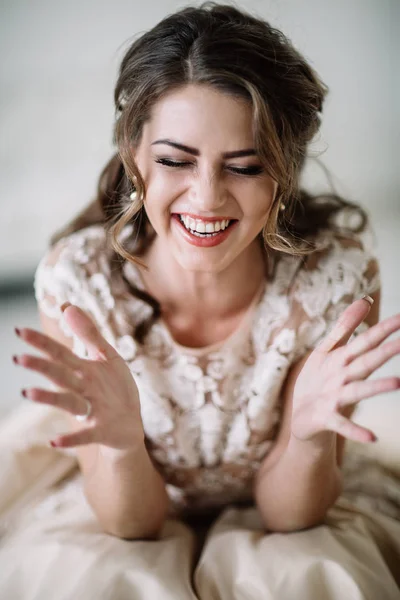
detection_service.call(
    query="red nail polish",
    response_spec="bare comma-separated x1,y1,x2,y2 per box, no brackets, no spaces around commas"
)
21,389,27,398
14,327,21,336
12,355,19,365
49,440,57,448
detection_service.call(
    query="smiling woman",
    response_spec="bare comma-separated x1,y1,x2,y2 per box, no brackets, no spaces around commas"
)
128,85,278,296
48,2,371,342
2,2,400,599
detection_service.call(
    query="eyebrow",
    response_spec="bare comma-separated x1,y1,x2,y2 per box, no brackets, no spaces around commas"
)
151,138,256,159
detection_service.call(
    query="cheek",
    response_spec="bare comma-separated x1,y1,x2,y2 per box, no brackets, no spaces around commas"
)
141,171,174,219
254,180,278,219
242,189,275,223
143,166,183,202
143,181,183,236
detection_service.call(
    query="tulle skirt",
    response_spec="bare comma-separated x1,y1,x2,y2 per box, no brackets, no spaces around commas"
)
1,404,399,600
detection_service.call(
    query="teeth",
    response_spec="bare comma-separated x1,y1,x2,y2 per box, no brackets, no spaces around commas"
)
179,216,231,234
205,222,214,233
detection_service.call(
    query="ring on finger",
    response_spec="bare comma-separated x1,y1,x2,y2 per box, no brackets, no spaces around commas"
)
75,399,93,422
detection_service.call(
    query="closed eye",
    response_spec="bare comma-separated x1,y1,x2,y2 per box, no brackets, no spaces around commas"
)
154,158,264,177
228,165,264,176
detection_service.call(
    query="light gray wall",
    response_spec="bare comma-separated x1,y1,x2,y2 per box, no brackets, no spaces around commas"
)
1,0,398,281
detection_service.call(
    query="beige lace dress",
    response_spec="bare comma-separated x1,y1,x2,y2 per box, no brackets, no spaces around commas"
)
2,223,400,600
33,223,380,516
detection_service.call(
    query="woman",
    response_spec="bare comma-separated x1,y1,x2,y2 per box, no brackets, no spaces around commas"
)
3,3,400,598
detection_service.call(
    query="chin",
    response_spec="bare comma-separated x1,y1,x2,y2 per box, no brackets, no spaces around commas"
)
172,247,229,273
175,255,226,273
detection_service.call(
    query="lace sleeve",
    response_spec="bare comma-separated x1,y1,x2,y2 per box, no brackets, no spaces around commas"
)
293,224,381,358
33,226,112,358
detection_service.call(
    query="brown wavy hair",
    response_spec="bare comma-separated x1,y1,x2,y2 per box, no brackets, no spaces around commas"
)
51,2,367,343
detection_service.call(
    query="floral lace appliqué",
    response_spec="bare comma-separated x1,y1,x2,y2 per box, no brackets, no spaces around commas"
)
34,224,380,514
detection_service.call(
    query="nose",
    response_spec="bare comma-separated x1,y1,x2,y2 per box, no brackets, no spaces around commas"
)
188,168,227,214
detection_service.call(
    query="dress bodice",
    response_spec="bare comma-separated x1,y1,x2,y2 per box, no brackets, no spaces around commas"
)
34,223,380,515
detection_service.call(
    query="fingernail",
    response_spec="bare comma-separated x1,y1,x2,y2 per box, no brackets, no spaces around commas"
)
48,440,57,448
21,389,27,398
60,302,71,313
14,327,21,336
12,355,19,365
362,295,374,306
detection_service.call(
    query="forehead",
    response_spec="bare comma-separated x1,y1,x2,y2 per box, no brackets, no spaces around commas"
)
142,84,254,148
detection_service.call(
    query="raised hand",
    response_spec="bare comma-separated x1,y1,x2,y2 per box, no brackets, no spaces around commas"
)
291,297,400,444
13,304,143,450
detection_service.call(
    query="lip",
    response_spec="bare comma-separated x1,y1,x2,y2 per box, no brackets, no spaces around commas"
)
173,212,237,223
171,214,237,248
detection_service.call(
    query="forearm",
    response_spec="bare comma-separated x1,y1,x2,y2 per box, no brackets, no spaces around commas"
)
80,436,169,540
254,432,342,532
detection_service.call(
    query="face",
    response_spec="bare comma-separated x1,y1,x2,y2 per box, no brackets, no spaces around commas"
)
133,84,277,273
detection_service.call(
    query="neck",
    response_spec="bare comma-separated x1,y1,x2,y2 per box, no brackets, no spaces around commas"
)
138,237,267,321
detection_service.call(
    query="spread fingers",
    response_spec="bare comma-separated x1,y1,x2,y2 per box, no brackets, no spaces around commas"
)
344,337,400,382
13,354,84,393
22,387,93,419
15,327,82,369
344,313,400,364
337,376,400,407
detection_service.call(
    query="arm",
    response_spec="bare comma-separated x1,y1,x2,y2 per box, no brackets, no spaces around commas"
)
254,291,381,533
39,310,169,540
254,352,342,533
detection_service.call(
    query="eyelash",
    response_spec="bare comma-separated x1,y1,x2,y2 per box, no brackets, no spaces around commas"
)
155,158,264,177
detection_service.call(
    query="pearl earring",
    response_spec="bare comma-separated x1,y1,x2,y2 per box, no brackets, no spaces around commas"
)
279,202,286,212
130,189,137,201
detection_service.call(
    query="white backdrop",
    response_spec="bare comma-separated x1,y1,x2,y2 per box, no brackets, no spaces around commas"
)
1,0,399,281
